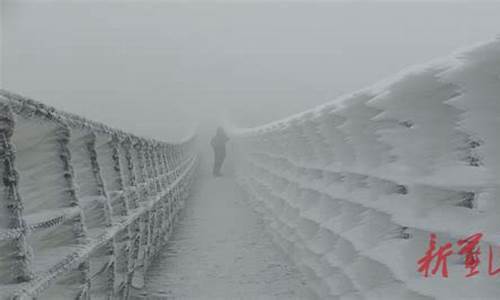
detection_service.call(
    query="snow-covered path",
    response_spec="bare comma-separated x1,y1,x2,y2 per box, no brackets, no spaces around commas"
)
132,174,308,299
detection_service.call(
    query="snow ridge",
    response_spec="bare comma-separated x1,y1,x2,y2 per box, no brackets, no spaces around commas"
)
231,38,500,299
0,91,199,300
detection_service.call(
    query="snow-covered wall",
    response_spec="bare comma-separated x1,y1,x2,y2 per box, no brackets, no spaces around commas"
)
231,38,500,299
0,90,199,300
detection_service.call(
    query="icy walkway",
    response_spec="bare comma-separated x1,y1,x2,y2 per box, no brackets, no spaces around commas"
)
132,175,308,299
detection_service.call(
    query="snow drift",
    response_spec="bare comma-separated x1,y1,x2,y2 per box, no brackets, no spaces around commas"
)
0,91,199,300
231,37,500,299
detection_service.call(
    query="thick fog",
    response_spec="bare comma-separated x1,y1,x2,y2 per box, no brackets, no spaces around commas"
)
2,0,500,141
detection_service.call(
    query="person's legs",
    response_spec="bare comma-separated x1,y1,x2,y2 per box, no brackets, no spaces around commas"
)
213,161,221,176
213,151,225,177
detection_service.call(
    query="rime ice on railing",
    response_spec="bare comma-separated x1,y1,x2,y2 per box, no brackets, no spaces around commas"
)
0,103,33,285
231,38,500,299
0,91,199,300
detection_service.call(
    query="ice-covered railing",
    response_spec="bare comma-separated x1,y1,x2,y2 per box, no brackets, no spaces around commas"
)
230,38,500,299
0,91,199,300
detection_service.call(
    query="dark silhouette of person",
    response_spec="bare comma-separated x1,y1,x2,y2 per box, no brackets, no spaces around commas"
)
210,127,229,177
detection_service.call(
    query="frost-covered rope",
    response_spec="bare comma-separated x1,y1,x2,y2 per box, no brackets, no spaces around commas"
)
0,91,199,300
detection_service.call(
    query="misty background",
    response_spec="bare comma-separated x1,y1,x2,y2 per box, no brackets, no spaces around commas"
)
2,0,500,142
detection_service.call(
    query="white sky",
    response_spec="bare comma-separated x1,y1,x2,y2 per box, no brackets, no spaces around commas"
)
2,0,500,140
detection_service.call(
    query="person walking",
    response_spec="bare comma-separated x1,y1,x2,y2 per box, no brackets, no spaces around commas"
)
210,127,229,177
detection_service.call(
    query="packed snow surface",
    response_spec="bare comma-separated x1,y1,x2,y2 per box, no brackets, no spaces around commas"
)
132,174,310,299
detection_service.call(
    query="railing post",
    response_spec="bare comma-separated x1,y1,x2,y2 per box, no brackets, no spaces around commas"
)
152,143,163,193
55,123,90,297
110,134,138,297
133,140,148,201
145,142,159,195
110,134,129,216
85,132,117,298
56,123,88,239
163,146,173,186
122,137,139,209
86,132,113,226
151,144,165,254
130,140,150,288
0,103,33,283
160,145,171,235
142,142,153,197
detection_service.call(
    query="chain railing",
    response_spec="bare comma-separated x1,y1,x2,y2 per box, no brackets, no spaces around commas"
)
231,38,500,299
0,90,199,300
